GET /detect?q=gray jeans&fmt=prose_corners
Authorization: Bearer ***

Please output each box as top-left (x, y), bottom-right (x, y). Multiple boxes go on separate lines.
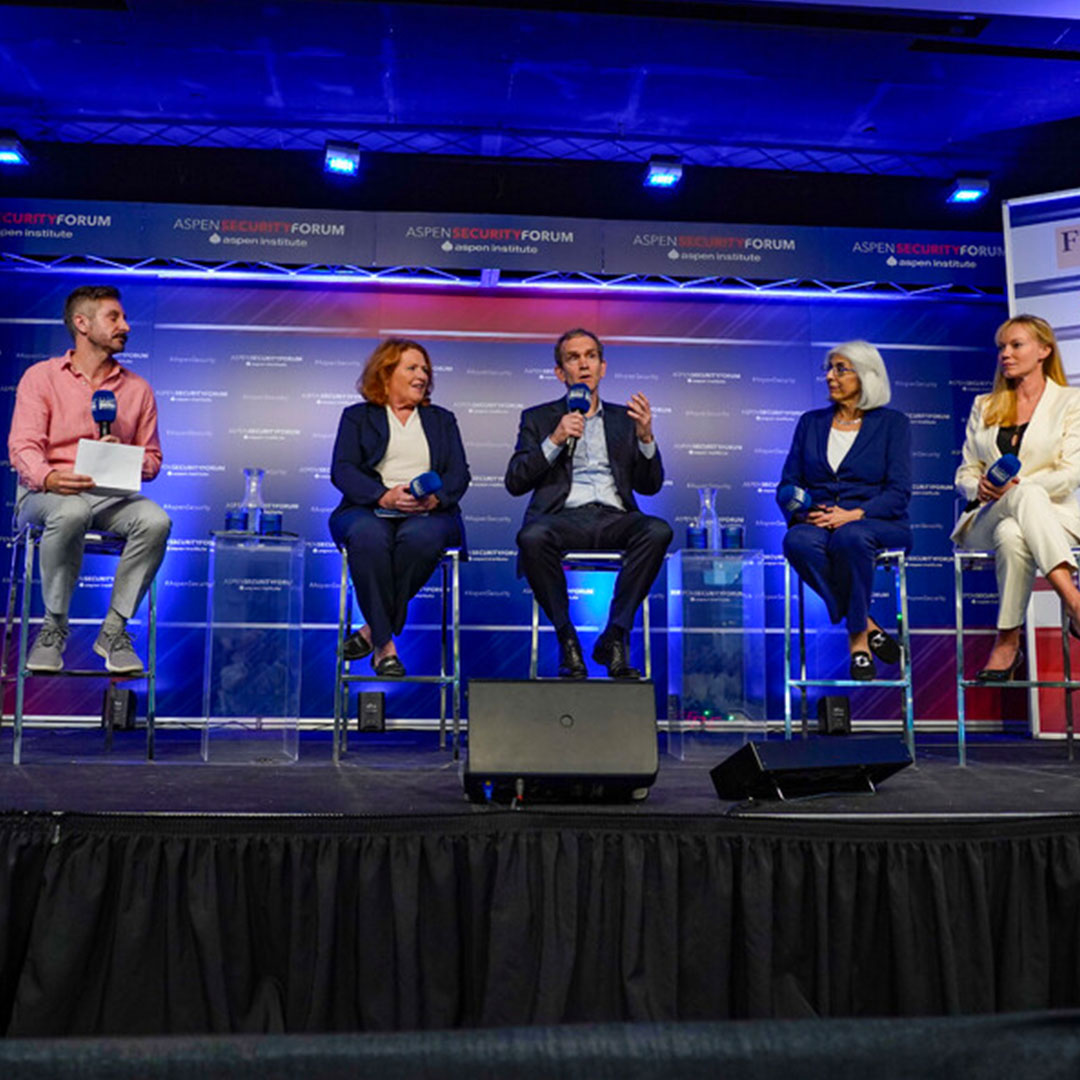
top-left (15, 487), bottom-right (172, 621)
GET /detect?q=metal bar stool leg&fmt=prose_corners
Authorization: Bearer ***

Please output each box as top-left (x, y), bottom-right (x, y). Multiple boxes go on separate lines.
top-left (895, 552), bottom-right (915, 761)
top-left (13, 531), bottom-right (35, 766)
top-left (798, 578), bottom-right (808, 738)
top-left (642, 587), bottom-right (652, 681)
top-left (333, 551), bottom-right (351, 764)
top-left (451, 550), bottom-right (461, 759)
top-left (529, 593), bottom-right (540, 679)
top-left (954, 552), bottom-right (968, 767)
top-left (438, 556), bottom-right (448, 750)
top-left (783, 558), bottom-right (793, 740)
top-left (1, 527), bottom-right (24, 685)
top-left (1063, 597), bottom-right (1075, 763)
top-left (146, 575), bottom-right (157, 761)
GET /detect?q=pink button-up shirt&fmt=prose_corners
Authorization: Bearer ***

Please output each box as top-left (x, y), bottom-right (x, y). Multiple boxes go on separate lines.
top-left (8, 352), bottom-right (163, 492)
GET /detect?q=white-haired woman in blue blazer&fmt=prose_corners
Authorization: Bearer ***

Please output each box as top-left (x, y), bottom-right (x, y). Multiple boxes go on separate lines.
top-left (777, 340), bottom-right (912, 680)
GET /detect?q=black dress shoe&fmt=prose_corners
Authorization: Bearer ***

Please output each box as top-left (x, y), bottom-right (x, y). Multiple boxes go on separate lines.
top-left (343, 630), bottom-right (374, 662)
top-left (867, 626), bottom-right (901, 666)
top-left (975, 649), bottom-right (1023, 683)
top-left (849, 650), bottom-right (876, 681)
top-left (372, 654), bottom-right (407, 678)
top-left (556, 627), bottom-right (587, 679)
top-left (592, 632), bottom-right (642, 680)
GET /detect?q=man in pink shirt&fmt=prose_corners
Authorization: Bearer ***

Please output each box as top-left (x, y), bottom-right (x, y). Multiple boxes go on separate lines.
top-left (8, 285), bottom-right (171, 673)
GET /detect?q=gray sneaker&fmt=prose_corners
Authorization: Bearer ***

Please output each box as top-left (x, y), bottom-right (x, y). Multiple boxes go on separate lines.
top-left (26, 619), bottom-right (69, 672)
top-left (93, 625), bottom-right (144, 674)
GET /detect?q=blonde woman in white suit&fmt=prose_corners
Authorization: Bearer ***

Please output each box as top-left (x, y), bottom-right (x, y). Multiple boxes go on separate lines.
top-left (953, 314), bottom-right (1080, 681)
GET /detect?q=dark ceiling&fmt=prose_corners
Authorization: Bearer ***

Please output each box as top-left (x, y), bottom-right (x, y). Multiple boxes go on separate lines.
top-left (2, 0), bottom-right (1080, 230)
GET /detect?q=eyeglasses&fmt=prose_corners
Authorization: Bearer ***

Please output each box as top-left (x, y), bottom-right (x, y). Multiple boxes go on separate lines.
top-left (823, 363), bottom-right (856, 377)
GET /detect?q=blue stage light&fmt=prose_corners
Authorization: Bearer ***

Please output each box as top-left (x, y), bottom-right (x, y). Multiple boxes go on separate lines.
top-left (324, 141), bottom-right (360, 177)
top-left (0, 133), bottom-right (29, 167)
top-left (947, 177), bottom-right (989, 204)
top-left (645, 156), bottom-right (683, 189)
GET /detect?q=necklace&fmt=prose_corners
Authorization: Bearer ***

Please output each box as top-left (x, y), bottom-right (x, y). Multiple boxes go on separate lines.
top-left (834, 415), bottom-right (862, 428)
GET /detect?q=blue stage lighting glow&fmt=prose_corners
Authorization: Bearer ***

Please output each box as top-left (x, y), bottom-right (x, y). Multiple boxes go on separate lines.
top-left (0, 134), bottom-right (29, 167)
top-left (645, 156), bottom-right (683, 189)
top-left (324, 141), bottom-right (360, 176)
top-left (948, 177), bottom-right (989, 204)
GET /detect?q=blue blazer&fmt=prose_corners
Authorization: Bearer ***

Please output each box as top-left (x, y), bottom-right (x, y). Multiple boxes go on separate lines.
top-left (777, 405), bottom-right (912, 525)
top-left (505, 397), bottom-right (664, 522)
top-left (330, 401), bottom-right (470, 544)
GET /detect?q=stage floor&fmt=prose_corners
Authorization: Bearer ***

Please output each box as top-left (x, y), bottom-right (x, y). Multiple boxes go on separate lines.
top-left (0, 727), bottom-right (1078, 819)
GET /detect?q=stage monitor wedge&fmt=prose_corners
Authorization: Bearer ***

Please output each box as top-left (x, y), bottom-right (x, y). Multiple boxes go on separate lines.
top-left (465, 679), bottom-right (658, 804)
top-left (710, 736), bottom-right (912, 801)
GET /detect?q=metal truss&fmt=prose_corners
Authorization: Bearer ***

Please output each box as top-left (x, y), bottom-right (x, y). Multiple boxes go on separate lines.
top-left (16, 119), bottom-right (955, 178)
top-left (0, 252), bottom-right (1005, 300)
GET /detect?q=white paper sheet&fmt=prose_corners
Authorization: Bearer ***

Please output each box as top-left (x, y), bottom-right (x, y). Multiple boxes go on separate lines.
top-left (73, 438), bottom-right (144, 496)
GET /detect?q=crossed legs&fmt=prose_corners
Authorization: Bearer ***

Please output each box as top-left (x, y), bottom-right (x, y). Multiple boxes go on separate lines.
top-left (959, 484), bottom-right (1080, 671)
top-left (784, 518), bottom-right (911, 672)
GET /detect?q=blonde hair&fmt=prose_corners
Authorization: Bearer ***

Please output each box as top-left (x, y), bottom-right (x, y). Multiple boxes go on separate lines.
top-left (982, 315), bottom-right (1065, 428)
top-left (357, 339), bottom-right (433, 406)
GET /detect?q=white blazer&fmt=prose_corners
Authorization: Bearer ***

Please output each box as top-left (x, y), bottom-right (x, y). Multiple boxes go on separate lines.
top-left (952, 378), bottom-right (1080, 542)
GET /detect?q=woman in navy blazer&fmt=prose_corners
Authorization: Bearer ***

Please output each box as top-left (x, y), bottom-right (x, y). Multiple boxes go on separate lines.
top-left (777, 340), bottom-right (912, 680)
top-left (329, 339), bottom-right (469, 677)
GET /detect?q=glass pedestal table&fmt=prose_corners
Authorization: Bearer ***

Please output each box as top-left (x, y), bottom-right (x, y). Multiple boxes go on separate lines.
top-left (202, 532), bottom-right (304, 763)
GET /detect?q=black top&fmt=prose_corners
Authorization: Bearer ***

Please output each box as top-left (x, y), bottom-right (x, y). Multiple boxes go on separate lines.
top-left (997, 423), bottom-right (1029, 456)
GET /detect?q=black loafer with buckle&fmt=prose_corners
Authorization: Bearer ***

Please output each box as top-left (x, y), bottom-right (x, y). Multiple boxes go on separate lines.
top-left (849, 650), bottom-right (876, 681)
top-left (867, 627), bottom-right (901, 666)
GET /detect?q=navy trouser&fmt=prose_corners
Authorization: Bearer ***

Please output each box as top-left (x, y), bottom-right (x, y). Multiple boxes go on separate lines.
top-left (783, 519), bottom-right (911, 633)
top-left (330, 507), bottom-right (461, 649)
top-left (517, 503), bottom-right (672, 634)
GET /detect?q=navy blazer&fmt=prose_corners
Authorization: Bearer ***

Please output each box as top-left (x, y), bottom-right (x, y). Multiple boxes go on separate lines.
top-left (505, 397), bottom-right (664, 521)
top-left (777, 405), bottom-right (912, 525)
top-left (330, 401), bottom-right (470, 541)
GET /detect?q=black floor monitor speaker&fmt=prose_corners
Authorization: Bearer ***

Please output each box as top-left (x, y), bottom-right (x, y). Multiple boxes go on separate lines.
top-left (465, 679), bottom-right (658, 803)
top-left (817, 695), bottom-right (851, 735)
top-left (101, 686), bottom-right (136, 732)
top-left (357, 691), bottom-right (385, 732)
top-left (710, 736), bottom-right (912, 801)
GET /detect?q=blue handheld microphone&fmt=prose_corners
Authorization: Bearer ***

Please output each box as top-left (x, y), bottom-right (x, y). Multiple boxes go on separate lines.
top-left (565, 382), bottom-right (591, 458)
top-left (409, 471), bottom-right (443, 499)
top-left (91, 389), bottom-right (117, 437)
top-left (777, 483), bottom-right (811, 517)
top-left (986, 453), bottom-right (1021, 487)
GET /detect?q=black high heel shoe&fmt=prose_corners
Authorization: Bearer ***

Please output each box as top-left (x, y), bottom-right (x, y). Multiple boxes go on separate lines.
top-left (975, 649), bottom-right (1024, 683)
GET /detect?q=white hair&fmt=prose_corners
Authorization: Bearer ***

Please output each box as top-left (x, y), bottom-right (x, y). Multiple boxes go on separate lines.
top-left (828, 339), bottom-right (891, 411)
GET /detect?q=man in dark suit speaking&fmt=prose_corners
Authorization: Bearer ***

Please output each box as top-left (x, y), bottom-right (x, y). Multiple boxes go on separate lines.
top-left (505, 328), bottom-right (672, 679)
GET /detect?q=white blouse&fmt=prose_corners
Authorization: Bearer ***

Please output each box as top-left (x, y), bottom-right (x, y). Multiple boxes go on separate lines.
top-left (375, 405), bottom-right (431, 488)
top-left (827, 427), bottom-right (859, 473)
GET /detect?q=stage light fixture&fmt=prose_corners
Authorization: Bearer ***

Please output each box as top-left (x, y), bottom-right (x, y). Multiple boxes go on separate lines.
top-left (947, 177), bottom-right (989, 204)
top-left (644, 156), bottom-right (683, 189)
top-left (324, 141), bottom-right (361, 177)
top-left (0, 133), bottom-right (29, 167)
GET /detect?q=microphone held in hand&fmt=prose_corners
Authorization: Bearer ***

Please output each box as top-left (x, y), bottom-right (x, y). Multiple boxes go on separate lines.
top-left (565, 382), bottom-right (591, 459)
top-left (409, 471), bottom-right (443, 499)
top-left (91, 389), bottom-right (117, 437)
top-left (986, 453), bottom-right (1021, 487)
top-left (777, 483), bottom-right (812, 517)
